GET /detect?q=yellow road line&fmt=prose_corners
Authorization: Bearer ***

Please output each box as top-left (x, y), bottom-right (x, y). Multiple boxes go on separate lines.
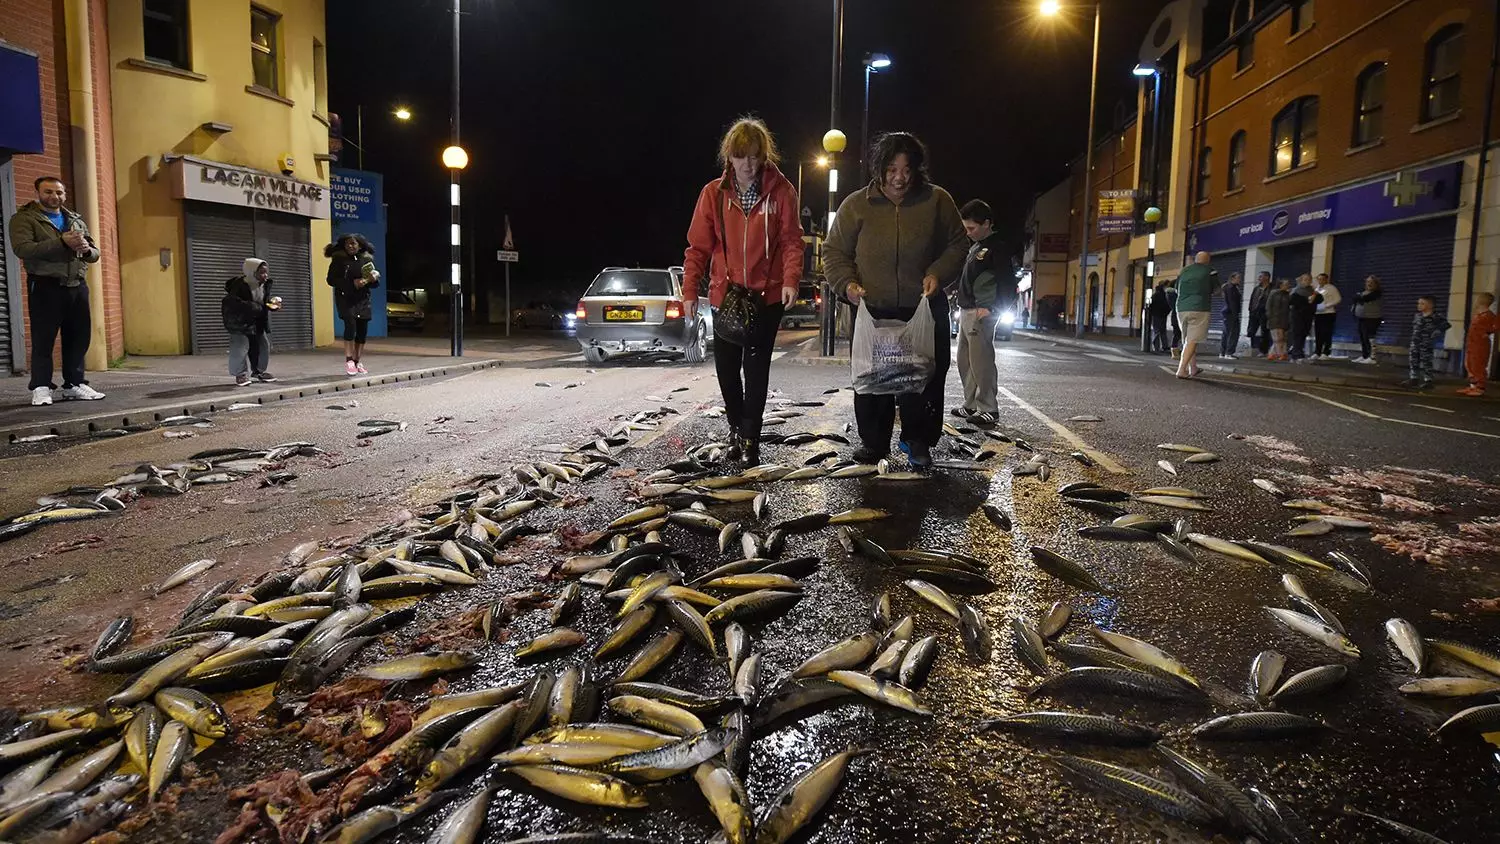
top-left (996, 386), bottom-right (1128, 475)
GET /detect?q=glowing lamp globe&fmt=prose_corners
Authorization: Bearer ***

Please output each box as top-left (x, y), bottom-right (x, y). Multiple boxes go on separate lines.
top-left (822, 130), bottom-right (848, 154)
top-left (442, 146), bottom-right (470, 170)
top-left (1143, 206), bottom-right (1163, 224)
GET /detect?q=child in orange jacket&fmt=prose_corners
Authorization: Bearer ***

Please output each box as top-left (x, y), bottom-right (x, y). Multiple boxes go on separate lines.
top-left (1459, 291), bottom-right (1497, 396)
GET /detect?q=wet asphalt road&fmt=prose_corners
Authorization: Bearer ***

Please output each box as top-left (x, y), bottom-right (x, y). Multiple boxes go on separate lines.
top-left (1, 332), bottom-right (1498, 843)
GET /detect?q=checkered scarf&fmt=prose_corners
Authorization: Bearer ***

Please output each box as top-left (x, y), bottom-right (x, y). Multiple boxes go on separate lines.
top-left (736, 179), bottom-right (761, 215)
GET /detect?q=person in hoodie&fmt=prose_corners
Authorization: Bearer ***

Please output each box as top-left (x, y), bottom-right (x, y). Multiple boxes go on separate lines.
top-left (1312, 272), bottom-right (1343, 359)
top-left (824, 131), bottom-right (968, 467)
top-left (222, 258), bottom-right (279, 386)
top-left (8, 176), bottom-right (104, 406)
top-left (325, 233), bottom-right (379, 375)
top-left (1147, 279), bottom-right (1173, 353)
top-left (682, 116), bottom-right (803, 465)
top-left (948, 199), bottom-right (1013, 425)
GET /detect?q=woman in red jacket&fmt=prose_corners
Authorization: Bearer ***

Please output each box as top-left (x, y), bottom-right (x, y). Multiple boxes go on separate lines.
top-left (683, 117), bottom-right (804, 464)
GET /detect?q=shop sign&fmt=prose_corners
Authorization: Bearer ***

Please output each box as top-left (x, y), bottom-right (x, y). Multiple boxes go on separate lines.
top-left (171, 158), bottom-right (330, 219)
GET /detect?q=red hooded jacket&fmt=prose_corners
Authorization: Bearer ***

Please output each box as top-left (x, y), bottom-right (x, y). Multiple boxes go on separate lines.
top-left (682, 162), bottom-right (804, 308)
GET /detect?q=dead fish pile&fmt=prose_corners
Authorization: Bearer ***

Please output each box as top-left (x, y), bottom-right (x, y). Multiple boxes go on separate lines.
top-left (0, 442), bottom-right (327, 546)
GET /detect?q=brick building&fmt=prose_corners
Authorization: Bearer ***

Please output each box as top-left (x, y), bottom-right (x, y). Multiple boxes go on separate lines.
top-left (0, 0), bottom-right (121, 378)
top-left (1186, 0), bottom-right (1500, 357)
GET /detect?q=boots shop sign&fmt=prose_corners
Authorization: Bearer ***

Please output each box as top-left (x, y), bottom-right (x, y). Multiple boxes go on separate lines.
top-left (169, 157), bottom-right (331, 219)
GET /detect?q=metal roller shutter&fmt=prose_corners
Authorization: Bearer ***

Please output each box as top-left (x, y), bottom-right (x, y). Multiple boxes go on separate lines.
top-left (1330, 215), bottom-right (1457, 348)
top-left (1206, 250), bottom-right (1245, 338)
top-left (1272, 241), bottom-right (1313, 285)
top-left (257, 215), bottom-right (314, 350)
top-left (0, 156), bottom-right (18, 374)
top-left (0, 181), bottom-right (11, 374)
top-left (186, 204), bottom-right (255, 353)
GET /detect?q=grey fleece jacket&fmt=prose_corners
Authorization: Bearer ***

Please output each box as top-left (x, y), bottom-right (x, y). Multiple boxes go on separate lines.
top-left (822, 181), bottom-right (968, 312)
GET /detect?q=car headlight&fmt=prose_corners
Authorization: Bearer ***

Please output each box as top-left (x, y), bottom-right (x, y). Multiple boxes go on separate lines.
top-left (1000, 310), bottom-right (1016, 325)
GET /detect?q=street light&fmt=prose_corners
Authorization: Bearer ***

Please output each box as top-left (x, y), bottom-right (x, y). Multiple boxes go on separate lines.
top-left (796, 156), bottom-right (831, 221)
top-left (862, 53), bottom-right (891, 177)
top-left (1039, 0), bottom-right (1101, 339)
top-left (393, 106), bottom-right (412, 120)
top-left (346, 104), bottom-right (411, 170)
top-left (1133, 63), bottom-right (1165, 351)
top-left (444, 144), bottom-right (468, 356)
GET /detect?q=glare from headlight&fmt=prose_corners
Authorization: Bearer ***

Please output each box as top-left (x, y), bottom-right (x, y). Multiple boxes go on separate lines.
top-left (1000, 310), bottom-right (1016, 325)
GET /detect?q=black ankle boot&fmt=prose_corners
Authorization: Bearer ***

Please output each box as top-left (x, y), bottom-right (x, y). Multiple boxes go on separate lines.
top-left (741, 436), bottom-right (760, 466)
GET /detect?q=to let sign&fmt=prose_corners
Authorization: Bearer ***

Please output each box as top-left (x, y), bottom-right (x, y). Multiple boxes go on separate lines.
top-left (170, 157), bottom-right (330, 219)
top-left (496, 250), bottom-right (519, 263)
top-left (1096, 189), bottom-right (1136, 236)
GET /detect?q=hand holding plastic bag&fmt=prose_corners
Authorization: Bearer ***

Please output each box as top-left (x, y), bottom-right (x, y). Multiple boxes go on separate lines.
top-left (850, 299), bottom-right (936, 395)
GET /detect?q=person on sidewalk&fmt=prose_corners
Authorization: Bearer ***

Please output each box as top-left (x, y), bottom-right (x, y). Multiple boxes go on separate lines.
top-left (1312, 273), bottom-right (1342, 359)
top-left (1173, 252), bottom-right (1216, 379)
top-left (326, 233), bottom-right (379, 375)
top-left (1287, 274), bottom-right (1320, 362)
top-left (1168, 286), bottom-right (1182, 356)
top-left (1351, 275), bottom-right (1383, 364)
top-left (8, 176), bottom-right (105, 407)
top-left (1246, 271), bottom-right (1271, 356)
top-left (1219, 271), bottom-right (1243, 359)
top-left (948, 199), bottom-right (1012, 425)
top-left (222, 258), bottom-right (280, 387)
top-left (681, 116), bottom-right (803, 465)
top-left (1146, 279), bottom-right (1172, 353)
top-left (1459, 291), bottom-right (1497, 396)
top-left (1265, 278), bottom-right (1292, 360)
top-left (1402, 296), bottom-right (1450, 391)
top-left (824, 131), bottom-right (967, 468)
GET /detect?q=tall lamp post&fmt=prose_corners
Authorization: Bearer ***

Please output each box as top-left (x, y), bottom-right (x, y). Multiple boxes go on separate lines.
top-left (796, 155), bottom-right (830, 231)
top-left (346, 105), bottom-right (412, 170)
top-left (447, 0), bottom-right (463, 357)
top-left (1134, 63), bottom-right (1164, 352)
top-left (1040, 0), bottom-right (1101, 339)
top-left (862, 53), bottom-right (891, 172)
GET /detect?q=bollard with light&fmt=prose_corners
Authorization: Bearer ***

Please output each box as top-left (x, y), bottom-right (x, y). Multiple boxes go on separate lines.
top-left (443, 144), bottom-right (469, 357)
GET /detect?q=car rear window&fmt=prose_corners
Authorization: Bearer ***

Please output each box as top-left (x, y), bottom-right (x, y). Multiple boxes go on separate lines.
top-left (586, 271), bottom-right (672, 297)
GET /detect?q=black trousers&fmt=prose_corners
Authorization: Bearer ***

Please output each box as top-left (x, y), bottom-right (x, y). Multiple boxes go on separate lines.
top-left (1358, 317), bottom-right (1381, 359)
top-left (1220, 310), bottom-right (1241, 355)
top-left (853, 295), bottom-right (951, 453)
top-left (1149, 312), bottom-right (1170, 352)
top-left (1246, 309), bottom-right (1270, 353)
top-left (27, 278), bottom-right (91, 390)
top-left (1313, 313), bottom-right (1336, 356)
top-left (1288, 319), bottom-right (1311, 359)
top-left (714, 304), bottom-right (783, 441)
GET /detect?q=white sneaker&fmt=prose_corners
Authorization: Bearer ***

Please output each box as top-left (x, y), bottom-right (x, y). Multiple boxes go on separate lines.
top-left (1225, 354), bottom-right (1238, 360)
top-left (30, 386), bottom-right (53, 406)
top-left (59, 384), bottom-right (105, 401)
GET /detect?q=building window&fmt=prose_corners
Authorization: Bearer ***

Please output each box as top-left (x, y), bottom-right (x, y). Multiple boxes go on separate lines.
top-left (1196, 147), bottom-right (1211, 202)
top-left (313, 39), bottom-right (328, 114)
top-left (1228, 130), bottom-right (1246, 190)
top-left (1290, 0), bottom-right (1313, 34)
top-left (1236, 34), bottom-right (1254, 72)
top-left (1353, 62), bottom-right (1386, 146)
top-left (143, 0), bottom-right (190, 69)
top-left (251, 6), bottom-right (280, 93)
top-left (1270, 96), bottom-right (1317, 175)
top-left (1423, 24), bottom-right (1463, 122)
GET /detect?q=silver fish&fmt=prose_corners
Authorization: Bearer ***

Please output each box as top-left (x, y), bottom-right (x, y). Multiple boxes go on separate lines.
top-left (1385, 618), bottom-right (1427, 674)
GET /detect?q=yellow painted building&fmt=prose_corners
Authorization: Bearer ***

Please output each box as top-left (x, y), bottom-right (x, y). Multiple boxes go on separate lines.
top-left (108, 0), bottom-right (333, 355)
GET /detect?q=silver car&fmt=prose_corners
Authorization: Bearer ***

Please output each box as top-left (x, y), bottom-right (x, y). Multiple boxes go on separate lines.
top-left (575, 266), bottom-right (713, 364)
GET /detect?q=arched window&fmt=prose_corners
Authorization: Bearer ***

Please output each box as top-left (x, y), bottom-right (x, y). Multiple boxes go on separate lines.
top-left (1270, 96), bottom-right (1318, 175)
top-left (1353, 62), bottom-right (1386, 146)
top-left (1227, 130), bottom-right (1247, 190)
top-left (1423, 24), bottom-right (1464, 122)
top-left (1196, 147), bottom-right (1212, 201)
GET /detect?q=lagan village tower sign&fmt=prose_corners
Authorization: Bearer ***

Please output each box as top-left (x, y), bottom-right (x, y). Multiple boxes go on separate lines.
top-left (170, 157), bottom-right (331, 219)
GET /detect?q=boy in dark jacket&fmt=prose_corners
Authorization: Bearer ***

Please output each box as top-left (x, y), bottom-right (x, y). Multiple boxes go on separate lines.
top-left (1402, 296), bottom-right (1450, 390)
top-left (222, 258), bottom-right (278, 386)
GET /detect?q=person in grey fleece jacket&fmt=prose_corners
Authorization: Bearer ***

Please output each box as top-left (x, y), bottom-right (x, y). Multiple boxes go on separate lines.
top-left (823, 132), bottom-right (968, 467)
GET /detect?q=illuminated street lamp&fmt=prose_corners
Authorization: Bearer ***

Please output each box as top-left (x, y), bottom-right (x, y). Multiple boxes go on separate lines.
top-left (394, 106), bottom-right (413, 120)
top-left (444, 144), bottom-right (469, 356)
top-left (1134, 63), bottom-right (1165, 350)
top-left (796, 155), bottom-right (831, 217)
top-left (862, 53), bottom-right (892, 176)
top-left (347, 104), bottom-right (411, 170)
top-left (1039, 0), bottom-right (1101, 338)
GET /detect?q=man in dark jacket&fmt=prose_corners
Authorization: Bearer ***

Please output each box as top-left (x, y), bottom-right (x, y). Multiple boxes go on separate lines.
top-left (1147, 280), bottom-right (1173, 353)
top-left (1245, 271), bottom-right (1271, 356)
top-left (824, 132), bottom-right (968, 468)
top-left (948, 199), bottom-right (1013, 425)
top-left (1287, 273), bottom-right (1321, 361)
top-left (222, 258), bottom-right (278, 386)
top-left (1219, 272), bottom-right (1243, 359)
top-left (8, 176), bottom-right (103, 406)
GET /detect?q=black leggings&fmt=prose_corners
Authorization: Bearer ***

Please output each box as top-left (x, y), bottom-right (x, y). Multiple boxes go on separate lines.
top-left (1358, 317), bottom-right (1380, 358)
top-left (1313, 313), bottom-right (1336, 356)
top-left (342, 316), bottom-right (369, 343)
top-left (714, 304), bottom-right (784, 441)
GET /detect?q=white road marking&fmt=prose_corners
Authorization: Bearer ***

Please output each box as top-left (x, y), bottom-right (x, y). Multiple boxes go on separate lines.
top-left (770, 351), bottom-right (787, 361)
top-left (1300, 392), bottom-right (1381, 418)
top-left (1408, 403), bottom-right (1455, 414)
top-left (1351, 393), bottom-right (1391, 402)
top-left (996, 386), bottom-right (1128, 475)
top-left (1486, 416), bottom-right (1500, 423)
top-left (1084, 353), bottom-right (1143, 365)
top-left (995, 348), bottom-right (1036, 358)
top-left (1032, 351), bottom-right (1081, 361)
top-left (1388, 418), bottom-right (1500, 439)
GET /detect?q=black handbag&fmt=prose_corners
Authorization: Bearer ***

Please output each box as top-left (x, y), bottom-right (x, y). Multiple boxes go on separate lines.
top-left (711, 192), bottom-right (759, 345)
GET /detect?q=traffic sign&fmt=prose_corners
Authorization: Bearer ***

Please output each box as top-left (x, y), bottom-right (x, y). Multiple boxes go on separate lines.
top-left (497, 250), bottom-right (519, 263)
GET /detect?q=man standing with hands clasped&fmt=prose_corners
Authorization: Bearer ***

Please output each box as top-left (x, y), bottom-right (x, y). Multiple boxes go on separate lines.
top-left (8, 177), bottom-right (104, 406)
top-left (948, 200), bottom-right (1014, 425)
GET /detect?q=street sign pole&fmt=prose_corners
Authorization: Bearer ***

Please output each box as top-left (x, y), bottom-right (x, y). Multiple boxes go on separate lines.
top-left (505, 262), bottom-right (511, 338)
top-left (497, 248), bottom-right (519, 338)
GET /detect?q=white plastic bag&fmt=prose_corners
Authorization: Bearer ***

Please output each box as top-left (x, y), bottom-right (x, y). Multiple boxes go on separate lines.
top-left (851, 299), bottom-right (936, 395)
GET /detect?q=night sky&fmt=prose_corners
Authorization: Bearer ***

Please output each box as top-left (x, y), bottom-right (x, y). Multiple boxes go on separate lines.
top-left (326, 0), bottom-right (1220, 306)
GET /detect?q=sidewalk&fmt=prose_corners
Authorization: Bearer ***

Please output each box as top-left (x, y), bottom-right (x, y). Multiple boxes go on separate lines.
top-left (1, 336), bottom-right (505, 441)
top-left (1013, 328), bottom-right (1477, 391)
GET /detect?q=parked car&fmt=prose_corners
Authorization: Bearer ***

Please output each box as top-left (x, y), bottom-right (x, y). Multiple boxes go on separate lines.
top-left (386, 290), bottom-right (425, 330)
top-left (574, 266), bottom-right (712, 364)
top-left (512, 301), bottom-right (574, 330)
top-left (781, 279), bottom-right (822, 328)
top-left (948, 297), bottom-right (1016, 341)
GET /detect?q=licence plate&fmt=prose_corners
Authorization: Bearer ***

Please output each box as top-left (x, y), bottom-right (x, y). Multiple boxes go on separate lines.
top-left (796, 300), bottom-right (810, 307)
top-left (604, 307), bottom-right (644, 322)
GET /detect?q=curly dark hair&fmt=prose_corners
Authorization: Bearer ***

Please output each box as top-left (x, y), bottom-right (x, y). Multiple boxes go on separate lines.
top-left (324, 233), bottom-right (375, 258)
top-left (869, 132), bottom-right (930, 188)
